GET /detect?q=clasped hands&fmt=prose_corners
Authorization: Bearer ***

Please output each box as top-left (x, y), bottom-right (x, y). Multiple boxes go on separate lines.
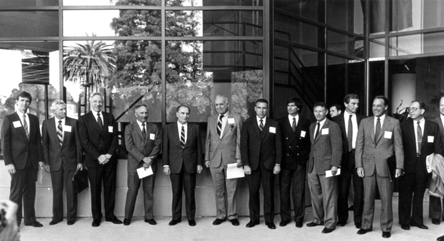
top-left (98, 154), bottom-right (112, 165)
top-left (243, 164), bottom-right (281, 175)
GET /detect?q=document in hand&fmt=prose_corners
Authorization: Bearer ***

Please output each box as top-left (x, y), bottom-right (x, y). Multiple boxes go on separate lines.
top-left (226, 163), bottom-right (245, 179)
top-left (325, 168), bottom-right (341, 178)
top-left (426, 153), bottom-right (434, 173)
top-left (137, 166), bottom-right (153, 179)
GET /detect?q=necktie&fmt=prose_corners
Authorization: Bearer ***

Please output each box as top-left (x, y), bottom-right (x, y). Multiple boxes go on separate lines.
top-left (142, 122), bottom-right (146, 141)
top-left (259, 118), bottom-right (264, 131)
top-left (217, 114), bottom-right (224, 136)
top-left (417, 121), bottom-right (423, 155)
top-left (291, 117), bottom-right (296, 132)
top-left (315, 122), bottom-right (320, 139)
top-left (180, 125), bottom-right (186, 148)
top-left (375, 117), bottom-right (381, 143)
top-left (97, 112), bottom-right (103, 130)
top-left (348, 115), bottom-right (353, 152)
top-left (22, 114), bottom-right (29, 139)
top-left (57, 120), bottom-right (63, 146)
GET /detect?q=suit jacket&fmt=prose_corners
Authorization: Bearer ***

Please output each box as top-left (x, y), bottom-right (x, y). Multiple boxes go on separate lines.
top-left (78, 111), bottom-right (118, 168)
top-left (432, 116), bottom-right (444, 140)
top-left (277, 115), bottom-right (311, 170)
top-left (240, 116), bottom-right (282, 171)
top-left (307, 119), bottom-right (343, 175)
top-left (401, 118), bottom-right (443, 174)
top-left (355, 115), bottom-right (404, 177)
top-left (163, 122), bottom-right (202, 174)
top-left (1, 112), bottom-right (43, 170)
top-left (333, 112), bottom-right (365, 168)
top-left (42, 117), bottom-right (82, 171)
top-left (205, 112), bottom-right (242, 168)
top-left (125, 122), bottom-right (161, 173)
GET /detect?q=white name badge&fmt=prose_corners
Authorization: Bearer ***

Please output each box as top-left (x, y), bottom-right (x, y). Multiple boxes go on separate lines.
top-left (428, 136), bottom-right (434, 143)
top-left (384, 131), bottom-right (392, 139)
top-left (321, 128), bottom-right (329, 135)
top-left (300, 130), bottom-right (306, 138)
top-left (108, 126), bottom-right (113, 133)
top-left (150, 133), bottom-right (155, 140)
top-left (227, 118), bottom-right (235, 124)
top-left (269, 127), bottom-right (276, 133)
top-left (64, 125), bottom-right (72, 132)
top-left (13, 121), bottom-right (22, 128)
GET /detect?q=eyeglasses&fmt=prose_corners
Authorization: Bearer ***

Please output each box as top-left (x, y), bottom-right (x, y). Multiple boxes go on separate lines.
top-left (409, 107), bottom-right (419, 112)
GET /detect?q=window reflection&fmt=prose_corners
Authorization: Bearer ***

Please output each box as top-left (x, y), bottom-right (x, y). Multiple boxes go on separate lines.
top-left (166, 0), bottom-right (262, 7)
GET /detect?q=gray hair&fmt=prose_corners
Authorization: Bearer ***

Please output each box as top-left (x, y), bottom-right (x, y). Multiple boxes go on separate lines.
top-left (215, 95), bottom-right (229, 104)
top-left (90, 92), bottom-right (103, 101)
top-left (50, 100), bottom-right (66, 112)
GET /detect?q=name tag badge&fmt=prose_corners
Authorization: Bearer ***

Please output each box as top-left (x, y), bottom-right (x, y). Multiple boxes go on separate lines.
top-left (13, 121), bottom-right (22, 128)
top-left (108, 126), bottom-right (113, 133)
top-left (269, 126), bottom-right (276, 134)
top-left (227, 118), bottom-right (235, 124)
top-left (300, 130), bottom-right (306, 138)
top-left (321, 128), bottom-right (329, 135)
top-left (384, 131), bottom-right (392, 139)
top-left (150, 133), bottom-right (155, 140)
top-left (64, 125), bottom-right (72, 132)
top-left (428, 136), bottom-right (434, 143)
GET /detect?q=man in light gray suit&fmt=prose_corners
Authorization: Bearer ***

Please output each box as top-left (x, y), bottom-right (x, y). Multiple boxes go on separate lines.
top-left (306, 102), bottom-right (342, 234)
top-left (205, 95), bottom-right (242, 226)
top-left (355, 96), bottom-right (404, 239)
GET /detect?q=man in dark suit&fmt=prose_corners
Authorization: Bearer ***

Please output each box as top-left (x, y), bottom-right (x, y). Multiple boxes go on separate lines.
top-left (333, 94), bottom-right (365, 228)
top-left (241, 99), bottom-right (282, 230)
top-left (42, 100), bottom-right (82, 226)
top-left (306, 102), bottom-right (342, 234)
top-left (277, 97), bottom-right (310, 228)
top-left (355, 96), bottom-right (404, 238)
top-left (430, 96), bottom-right (444, 225)
top-left (1, 91), bottom-right (44, 227)
top-left (205, 95), bottom-right (242, 226)
top-left (123, 104), bottom-right (161, 226)
top-left (163, 105), bottom-right (203, 227)
top-left (78, 92), bottom-right (121, 227)
top-left (399, 100), bottom-right (442, 230)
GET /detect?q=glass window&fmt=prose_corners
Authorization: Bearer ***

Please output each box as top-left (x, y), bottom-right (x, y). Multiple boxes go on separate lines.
top-left (166, 0), bottom-right (262, 7)
top-left (275, 13), bottom-right (321, 49)
top-left (0, 0), bottom-right (58, 7)
top-left (327, 0), bottom-right (364, 35)
top-left (63, 0), bottom-right (160, 6)
top-left (391, 0), bottom-right (444, 33)
top-left (0, 11), bottom-right (58, 38)
top-left (275, 0), bottom-right (320, 23)
top-left (390, 32), bottom-right (444, 56)
top-left (328, 31), bottom-right (364, 57)
top-left (369, 38), bottom-right (386, 58)
top-left (166, 40), bottom-right (263, 122)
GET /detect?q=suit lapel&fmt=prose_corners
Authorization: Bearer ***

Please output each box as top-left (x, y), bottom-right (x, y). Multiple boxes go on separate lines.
top-left (253, 117), bottom-right (261, 140)
top-left (220, 113), bottom-right (230, 139)
top-left (292, 117), bottom-right (303, 144)
top-left (88, 112), bottom-right (103, 135)
top-left (13, 112), bottom-right (28, 140)
top-left (284, 117), bottom-right (297, 144)
top-left (375, 116), bottom-right (389, 144)
top-left (134, 122), bottom-right (145, 142)
top-left (49, 118), bottom-right (61, 145)
top-left (314, 120), bottom-right (325, 143)
top-left (185, 123), bottom-right (192, 147)
top-left (421, 120), bottom-right (430, 150)
top-left (406, 119), bottom-right (416, 150)
top-left (261, 118), bottom-right (271, 140)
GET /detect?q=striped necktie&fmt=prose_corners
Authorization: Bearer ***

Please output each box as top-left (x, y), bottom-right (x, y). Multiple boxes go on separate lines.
top-left (97, 112), bottom-right (103, 130)
top-left (180, 125), bottom-right (186, 148)
top-left (259, 118), bottom-right (264, 131)
top-left (217, 114), bottom-right (224, 136)
top-left (57, 120), bottom-right (63, 146)
top-left (23, 114), bottom-right (29, 140)
top-left (142, 123), bottom-right (146, 141)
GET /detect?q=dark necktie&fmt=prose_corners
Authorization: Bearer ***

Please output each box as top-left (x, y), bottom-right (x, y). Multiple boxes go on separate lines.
top-left (22, 114), bottom-right (29, 140)
top-left (217, 114), bottom-right (224, 136)
top-left (348, 115), bottom-right (353, 152)
top-left (180, 125), bottom-right (186, 148)
top-left (315, 122), bottom-right (320, 139)
top-left (375, 117), bottom-right (381, 143)
top-left (259, 118), bottom-right (264, 131)
top-left (97, 112), bottom-right (103, 130)
top-left (417, 121), bottom-right (422, 155)
top-left (292, 117), bottom-right (296, 132)
top-left (57, 120), bottom-right (63, 146)
top-left (142, 122), bottom-right (146, 141)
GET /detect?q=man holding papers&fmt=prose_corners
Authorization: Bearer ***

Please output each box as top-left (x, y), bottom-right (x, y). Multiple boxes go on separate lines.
top-left (399, 101), bottom-right (442, 230)
top-left (205, 95), bottom-right (243, 226)
top-left (277, 98), bottom-right (310, 228)
top-left (123, 104), bottom-right (161, 226)
top-left (241, 99), bottom-right (282, 230)
top-left (306, 102), bottom-right (342, 234)
top-left (355, 96), bottom-right (403, 238)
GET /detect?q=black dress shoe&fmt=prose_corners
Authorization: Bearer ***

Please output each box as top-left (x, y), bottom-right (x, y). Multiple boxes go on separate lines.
top-left (188, 220), bottom-right (196, 226)
top-left (123, 218), bottom-right (131, 226)
top-left (306, 222), bottom-right (322, 227)
top-left (266, 222), bottom-right (276, 229)
top-left (337, 221), bottom-right (346, 226)
top-left (25, 221), bottom-right (43, 228)
top-left (229, 219), bottom-right (240, 226)
top-left (246, 220), bottom-right (259, 228)
top-left (169, 219), bottom-right (181, 226)
top-left (322, 227), bottom-right (334, 233)
top-left (49, 219), bottom-right (61, 225)
top-left (145, 219), bottom-right (157, 225)
top-left (411, 223), bottom-right (428, 229)
top-left (279, 220), bottom-right (289, 227)
top-left (432, 219), bottom-right (441, 225)
top-left (296, 221), bottom-right (303, 228)
top-left (355, 223), bottom-right (361, 229)
top-left (67, 221), bottom-right (75, 225)
top-left (105, 216), bottom-right (123, 224)
top-left (357, 228), bottom-right (372, 235)
top-left (400, 224), bottom-right (410, 230)
top-left (382, 231), bottom-right (391, 238)
top-left (213, 218), bottom-right (226, 225)
top-left (92, 219), bottom-right (101, 227)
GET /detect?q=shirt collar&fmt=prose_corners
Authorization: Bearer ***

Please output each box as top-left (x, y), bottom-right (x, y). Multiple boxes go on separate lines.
top-left (317, 118), bottom-right (327, 127)
top-left (256, 115), bottom-right (266, 122)
top-left (177, 121), bottom-right (187, 126)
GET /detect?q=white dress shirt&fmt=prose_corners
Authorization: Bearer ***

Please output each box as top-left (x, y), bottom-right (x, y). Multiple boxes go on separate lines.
top-left (256, 116), bottom-right (267, 127)
top-left (344, 112), bottom-right (358, 149)
top-left (177, 121), bottom-right (187, 143)
top-left (374, 114), bottom-right (386, 134)
top-left (313, 118), bottom-right (327, 139)
top-left (17, 110), bottom-right (30, 133)
top-left (413, 118), bottom-right (425, 153)
top-left (288, 114), bottom-right (299, 128)
top-left (218, 113), bottom-right (228, 137)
